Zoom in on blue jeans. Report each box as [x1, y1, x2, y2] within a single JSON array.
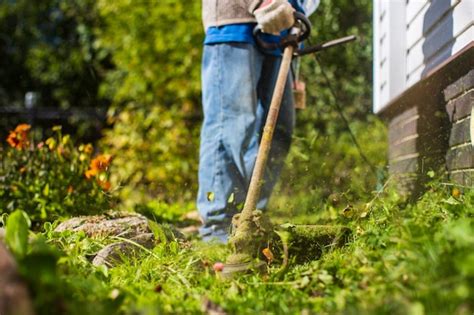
[[197, 43, 294, 242]]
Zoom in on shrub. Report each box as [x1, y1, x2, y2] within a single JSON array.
[[96, 0, 203, 206], [0, 124, 115, 224], [102, 104, 199, 208]]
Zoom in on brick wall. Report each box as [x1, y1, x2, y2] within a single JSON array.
[[444, 69, 474, 186], [381, 43, 473, 195], [386, 87, 449, 194]]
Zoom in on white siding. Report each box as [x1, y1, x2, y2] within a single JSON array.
[[373, 0, 406, 113], [374, 0, 474, 113]]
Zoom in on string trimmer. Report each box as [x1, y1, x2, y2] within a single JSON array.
[[221, 12, 356, 278]]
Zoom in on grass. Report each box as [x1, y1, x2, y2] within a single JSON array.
[[4, 180, 474, 315]]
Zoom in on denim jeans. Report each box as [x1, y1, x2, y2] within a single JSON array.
[[197, 43, 294, 242]]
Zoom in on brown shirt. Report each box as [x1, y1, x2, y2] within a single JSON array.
[[202, 0, 261, 30]]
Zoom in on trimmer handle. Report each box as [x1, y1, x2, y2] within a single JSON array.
[[253, 11, 311, 51]]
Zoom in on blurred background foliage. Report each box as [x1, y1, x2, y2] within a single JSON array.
[[0, 0, 109, 109], [272, 0, 387, 213], [96, 0, 203, 207], [1, 0, 386, 210]]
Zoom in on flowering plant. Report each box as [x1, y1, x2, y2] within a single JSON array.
[[0, 124, 115, 223]]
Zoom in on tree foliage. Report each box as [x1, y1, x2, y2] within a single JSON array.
[[97, 0, 203, 205], [95, 0, 202, 105], [0, 0, 108, 109]]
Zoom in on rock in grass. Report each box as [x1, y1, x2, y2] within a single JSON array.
[[56, 212, 185, 267], [0, 242, 35, 315], [55, 211, 150, 238], [92, 233, 155, 267]]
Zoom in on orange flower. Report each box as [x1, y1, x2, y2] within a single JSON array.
[[67, 185, 74, 194], [15, 124, 31, 133], [90, 154, 112, 172], [85, 169, 96, 179], [85, 154, 112, 179], [6, 124, 31, 150], [97, 180, 111, 191]]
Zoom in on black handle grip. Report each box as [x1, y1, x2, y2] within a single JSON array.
[[253, 11, 312, 51], [295, 35, 358, 56]]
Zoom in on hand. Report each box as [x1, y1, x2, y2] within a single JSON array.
[[254, 0, 295, 35]]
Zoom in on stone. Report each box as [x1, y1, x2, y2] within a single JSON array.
[[56, 212, 186, 267], [55, 211, 150, 238], [91, 233, 155, 267]]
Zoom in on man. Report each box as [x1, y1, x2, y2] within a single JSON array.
[[198, 0, 320, 242]]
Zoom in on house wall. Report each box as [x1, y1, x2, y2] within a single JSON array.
[[381, 44, 473, 193], [374, 0, 474, 113], [444, 69, 474, 185]]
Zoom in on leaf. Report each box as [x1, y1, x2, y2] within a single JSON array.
[[451, 188, 461, 198], [227, 193, 234, 204], [298, 276, 311, 288], [279, 223, 295, 230], [5, 210, 31, 258], [262, 247, 274, 263], [443, 196, 460, 205], [43, 184, 50, 197], [207, 192, 215, 202]]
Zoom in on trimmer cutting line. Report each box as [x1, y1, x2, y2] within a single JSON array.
[[221, 12, 357, 278]]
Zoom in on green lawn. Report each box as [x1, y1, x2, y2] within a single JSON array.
[[4, 182, 473, 315]]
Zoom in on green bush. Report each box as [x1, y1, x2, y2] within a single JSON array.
[[102, 104, 199, 207], [0, 124, 114, 223], [96, 0, 203, 206]]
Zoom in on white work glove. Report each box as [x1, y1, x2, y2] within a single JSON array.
[[254, 0, 295, 35]]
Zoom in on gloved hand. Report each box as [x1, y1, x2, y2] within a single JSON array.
[[254, 0, 295, 35]]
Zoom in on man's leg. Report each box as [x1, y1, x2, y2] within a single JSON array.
[[198, 43, 264, 242]]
